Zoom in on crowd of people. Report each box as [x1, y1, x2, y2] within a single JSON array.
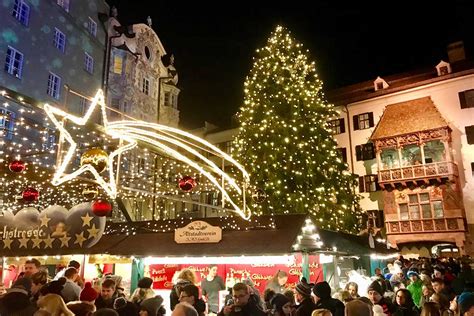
[[0, 256, 473, 316]]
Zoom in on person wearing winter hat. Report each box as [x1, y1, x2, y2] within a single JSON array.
[[312, 281, 345, 316], [294, 278, 316, 316], [140, 295, 166, 316], [81, 282, 99, 304], [138, 277, 153, 289], [344, 299, 372, 316], [113, 296, 139, 316], [367, 280, 395, 316], [407, 270, 423, 308], [179, 284, 206, 316], [270, 293, 292, 316], [458, 292, 474, 316]]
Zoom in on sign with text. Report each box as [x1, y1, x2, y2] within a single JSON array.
[[174, 221, 222, 244]]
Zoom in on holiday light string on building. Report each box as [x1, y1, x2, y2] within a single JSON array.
[[43, 89, 252, 219]]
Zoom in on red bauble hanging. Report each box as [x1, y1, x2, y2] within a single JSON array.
[[22, 187, 39, 202], [92, 199, 112, 217], [178, 176, 197, 192], [9, 160, 26, 173]]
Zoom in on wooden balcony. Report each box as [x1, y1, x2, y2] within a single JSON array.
[[378, 161, 458, 187], [386, 217, 465, 235]]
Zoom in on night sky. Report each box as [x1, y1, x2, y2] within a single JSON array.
[[105, 1, 474, 129]]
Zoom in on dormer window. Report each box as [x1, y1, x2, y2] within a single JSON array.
[[436, 60, 451, 76], [374, 76, 388, 91]]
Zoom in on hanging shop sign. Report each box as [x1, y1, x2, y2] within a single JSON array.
[[174, 221, 222, 244], [0, 202, 106, 251]]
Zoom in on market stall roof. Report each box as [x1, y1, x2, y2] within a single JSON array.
[[1, 215, 396, 257]]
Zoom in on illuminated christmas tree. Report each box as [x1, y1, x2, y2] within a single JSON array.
[[233, 26, 361, 233]]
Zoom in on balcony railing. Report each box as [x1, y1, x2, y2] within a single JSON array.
[[386, 217, 465, 234], [378, 161, 458, 184]]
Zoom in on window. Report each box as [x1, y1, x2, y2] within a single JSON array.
[[337, 147, 347, 163], [358, 175, 380, 193], [121, 101, 129, 114], [353, 112, 374, 130], [439, 66, 449, 76], [57, 0, 70, 12], [53, 28, 66, 53], [113, 55, 123, 74], [329, 118, 345, 134], [363, 210, 385, 229], [0, 108, 15, 140], [42, 129, 56, 151], [137, 157, 145, 173], [398, 192, 444, 220], [465, 125, 474, 144], [79, 97, 90, 115], [111, 98, 120, 109], [87, 17, 97, 37], [84, 52, 94, 74], [164, 92, 171, 106], [12, 0, 30, 26], [376, 82, 384, 90], [4, 46, 24, 79], [459, 90, 474, 109], [217, 141, 232, 154], [207, 192, 219, 206], [142, 78, 150, 95], [47, 72, 61, 99], [356, 143, 375, 161]]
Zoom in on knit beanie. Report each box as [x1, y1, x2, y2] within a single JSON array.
[[270, 293, 290, 311], [367, 280, 384, 296], [137, 277, 153, 289], [140, 295, 164, 315], [295, 277, 312, 297], [312, 281, 331, 299], [345, 299, 372, 316], [458, 292, 474, 315], [80, 282, 98, 302]]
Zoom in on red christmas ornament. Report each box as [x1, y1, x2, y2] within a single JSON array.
[[22, 187, 39, 202], [92, 199, 112, 217], [178, 176, 197, 192], [9, 160, 26, 173]]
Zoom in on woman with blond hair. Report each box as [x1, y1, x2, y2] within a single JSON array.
[[37, 293, 74, 316], [170, 268, 197, 310]]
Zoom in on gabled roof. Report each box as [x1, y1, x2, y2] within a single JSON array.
[[370, 97, 449, 141]]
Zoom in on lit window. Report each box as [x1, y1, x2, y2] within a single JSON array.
[[398, 192, 444, 220], [4, 46, 24, 79], [42, 129, 56, 151], [47, 72, 61, 99], [87, 17, 97, 37], [12, 0, 30, 26], [356, 143, 375, 161], [84, 52, 94, 74], [0, 108, 15, 140], [142, 78, 150, 95], [354, 112, 374, 130], [113, 55, 123, 74], [53, 28, 66, 53], [57, 0, 70, 12], [329, 118, 345, 134]]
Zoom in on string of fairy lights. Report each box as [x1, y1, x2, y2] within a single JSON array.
[[0, 88, 245, 226], [233, 26, 362, 233]]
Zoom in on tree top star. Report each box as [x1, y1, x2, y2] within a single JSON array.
[[43, 89, 136, 198]]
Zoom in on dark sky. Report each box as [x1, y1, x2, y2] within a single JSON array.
[[105, 1, 474, 129]]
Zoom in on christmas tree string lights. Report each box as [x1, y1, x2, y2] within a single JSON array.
[[233, 26, 362, 233]]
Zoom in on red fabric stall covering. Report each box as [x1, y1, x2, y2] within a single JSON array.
[[148, 254, 322, 293]]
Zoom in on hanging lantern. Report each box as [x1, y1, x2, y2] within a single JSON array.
[[9, 160, 26, 173], [178, 176, 197, 192], [92, 199, 112, 217], [80, 148, 108, 173], [251, 188, 267, 203], [22, 187, 40, 202], [82, 186, 99, 200]]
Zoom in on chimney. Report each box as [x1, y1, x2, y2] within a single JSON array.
[[447, 41, 466, 63]]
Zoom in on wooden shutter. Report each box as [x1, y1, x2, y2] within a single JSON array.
[[353, 115, 360, 131], [356, 145, 363, 161], [340, 147, 347, 163], [368, 112, 374, 127], [459, 91, 467, 109], [466, 126, 474, 144], [339, 118, 345, 133], [358, 176, 365, 192]]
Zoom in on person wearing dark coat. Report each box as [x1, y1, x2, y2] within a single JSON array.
[[312, 281, 345, 316], [368, 280, 396, 316], [393, 289, 420, 316], [294, 278, 316, 316], [0, 277, 38, 316], [179, 284, 207, 316], [114, 296, 140, 316], [218, 282, 266, 316]]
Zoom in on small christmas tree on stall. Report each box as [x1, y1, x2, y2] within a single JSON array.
[[233, 26, 361, 233]]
